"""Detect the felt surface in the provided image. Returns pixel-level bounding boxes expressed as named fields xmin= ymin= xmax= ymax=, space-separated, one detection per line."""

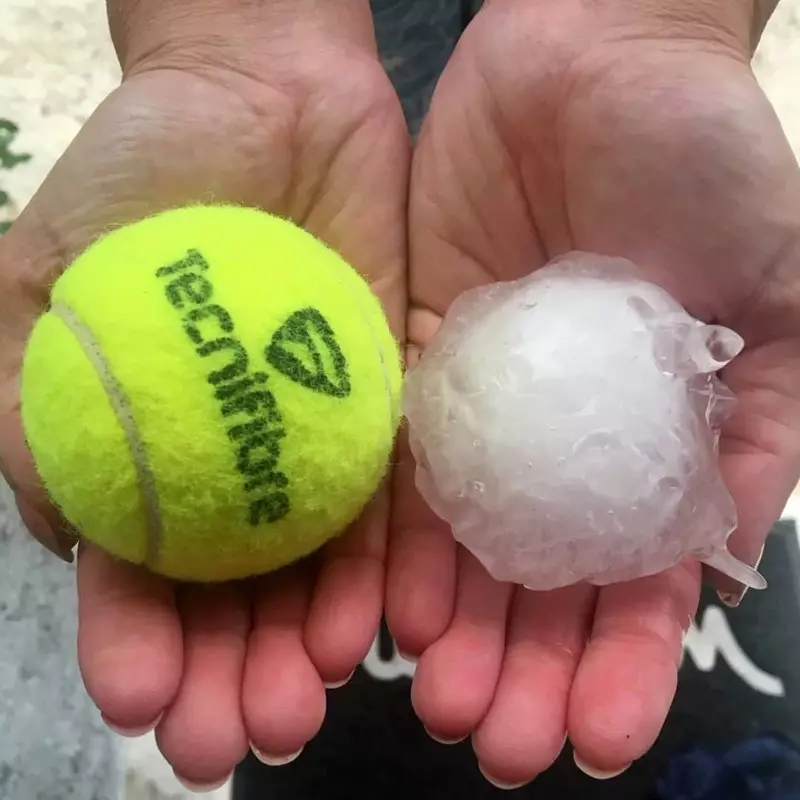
xmin=21 ymin=205 xmax=402 ymax=581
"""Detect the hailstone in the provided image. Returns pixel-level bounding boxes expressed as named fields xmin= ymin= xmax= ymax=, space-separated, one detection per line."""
xmin=403 ymin=252 xmax=766 ymax=592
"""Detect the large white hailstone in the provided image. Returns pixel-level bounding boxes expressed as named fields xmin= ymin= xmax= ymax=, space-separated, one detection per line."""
xmin=403 ymin=253 xmax=766 ymax=592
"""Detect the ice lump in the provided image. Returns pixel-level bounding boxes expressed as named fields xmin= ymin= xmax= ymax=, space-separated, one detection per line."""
xmin=403 ymin=252 xmax=766 ymax=592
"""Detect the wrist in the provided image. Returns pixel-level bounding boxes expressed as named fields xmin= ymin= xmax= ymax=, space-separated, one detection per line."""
xmin=752 ymin=0 xmax=781 ymax=45
xmin=514 ymin=0 xmax=769 ymax=57
xmin=606 ymin=0 xmax=755 ymax=53
xmin=611 ymin=0 xmax=781 ymax=54
xmin=108 ymin=0 xmax=377 ymax=76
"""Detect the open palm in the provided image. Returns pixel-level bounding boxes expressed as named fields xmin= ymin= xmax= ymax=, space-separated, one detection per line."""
xmin=0 ymin=16 xmax=409 ymax=788
xmin=388 ymin=2 xmax=800 ymax=787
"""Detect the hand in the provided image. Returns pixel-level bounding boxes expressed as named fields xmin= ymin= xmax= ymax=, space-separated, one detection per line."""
xmin=0 ymin=1 xmax=408 ymax=787
xmin=388 ymin=0 xmax=800 ymax=787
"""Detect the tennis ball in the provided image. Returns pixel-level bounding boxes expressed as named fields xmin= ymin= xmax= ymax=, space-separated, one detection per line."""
xmin=21 ymin=205 xmax=402 ymax=582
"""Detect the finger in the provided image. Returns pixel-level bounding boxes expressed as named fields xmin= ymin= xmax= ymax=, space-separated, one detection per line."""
xmin=568 ymin=560 xmax=701 ymax=774
xmin=0 ymin=222 xmax=78 ymax=561
xmin=713 ymin=340 xmax=800 ymax=602
xmin=243 ymin=564 xmax=326 ymax=763
xmin=473 ymin=584 xmax=595 ymax=788
xmin=156 ymin=583 xmax=250 ymax=788
xmin=15 ymin=495 xmax=78 ymax=563
xmin=77 ymin=544 xmax=182 ymax=731
xmin=711 ymin=447 xmax=777 ymax=604
xmin=411 ymin=549 xmax=513 ymax=743
xmin=386 ymin=431 xmax=457 ymax=657
xmin=305 ymin=488 xmax=389 ymax=686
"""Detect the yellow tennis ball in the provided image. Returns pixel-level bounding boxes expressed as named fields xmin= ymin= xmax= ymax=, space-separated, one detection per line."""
xmin=21 ymin=205 xmax=402 ymax=581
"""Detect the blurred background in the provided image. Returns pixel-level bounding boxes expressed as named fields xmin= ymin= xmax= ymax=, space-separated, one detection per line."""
xmin=1 ymin=1 xmax=799 ymax=798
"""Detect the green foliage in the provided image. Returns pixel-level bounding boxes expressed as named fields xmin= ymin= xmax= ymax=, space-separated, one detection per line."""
xmin=0 ymin=119 xmax=32 ymax=169
xmin=0 ymin=119 xmax=32 ymax=237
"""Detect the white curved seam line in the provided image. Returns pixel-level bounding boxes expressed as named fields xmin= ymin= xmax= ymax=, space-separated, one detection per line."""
xmin=51 ymin=302 xmax=163 ymax=568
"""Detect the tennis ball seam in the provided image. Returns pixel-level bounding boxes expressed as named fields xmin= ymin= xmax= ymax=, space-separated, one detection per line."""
xmin=49 ymin=277 xmax=394 ymax=570
xmin=49 ymin=279 xmax=393 ymax=571
xmin=50 ymin=300 xmax=163 ymax=567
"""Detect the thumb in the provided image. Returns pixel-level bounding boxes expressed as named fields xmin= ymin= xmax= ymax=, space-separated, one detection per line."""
xmin=0 ymin=212 xmax=79 ymax=562
xmin=714 ymin=262 xmax=800 ymax=605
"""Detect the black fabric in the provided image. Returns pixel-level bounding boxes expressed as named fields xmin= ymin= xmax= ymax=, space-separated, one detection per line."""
xmin=233 ymin=521 xmax=800 ymax=799
xmin=371 ymin=0 xmax=478 ymax=135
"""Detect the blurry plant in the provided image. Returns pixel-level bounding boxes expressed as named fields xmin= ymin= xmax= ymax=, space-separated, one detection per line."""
xmin=0 ymin=120 xmax=31 ymax=169
xmin=0 ymin=119 xmax=31 ymax=236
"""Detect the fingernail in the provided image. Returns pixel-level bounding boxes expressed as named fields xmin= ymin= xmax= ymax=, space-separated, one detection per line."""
xmin=478 ymin=762 xmax=530 ymax=790
xmin=425 ymin=727 xmax=467 ymax=745
xmin=250 ymin=744 xmax=303 ymax=766
xmin=62 ymin=522 xmax=80 ymax=550
xmin=718 ymin=541 xmax=766 ymax=608
xmin=58 ymin=532 xmax=79 ymax=563
xmin=755 ymin=540 xmax=766 ymax=568
xmin=573 ymin=751 xmax=631 ymax=780
xmin=175 ymin=772 xmax=232 ymax=792
xmin=398 ymin=650 xmax=418 ymax=664
xmin=717 ymin=590 xmax=742 ymax=608
xmin=103 ymin=712 xmax=163 ymax=738
xmin=324 ymin=669 xmax=355 ymax=689
xmin=20 ymin=505 xmax=75 ymax=563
